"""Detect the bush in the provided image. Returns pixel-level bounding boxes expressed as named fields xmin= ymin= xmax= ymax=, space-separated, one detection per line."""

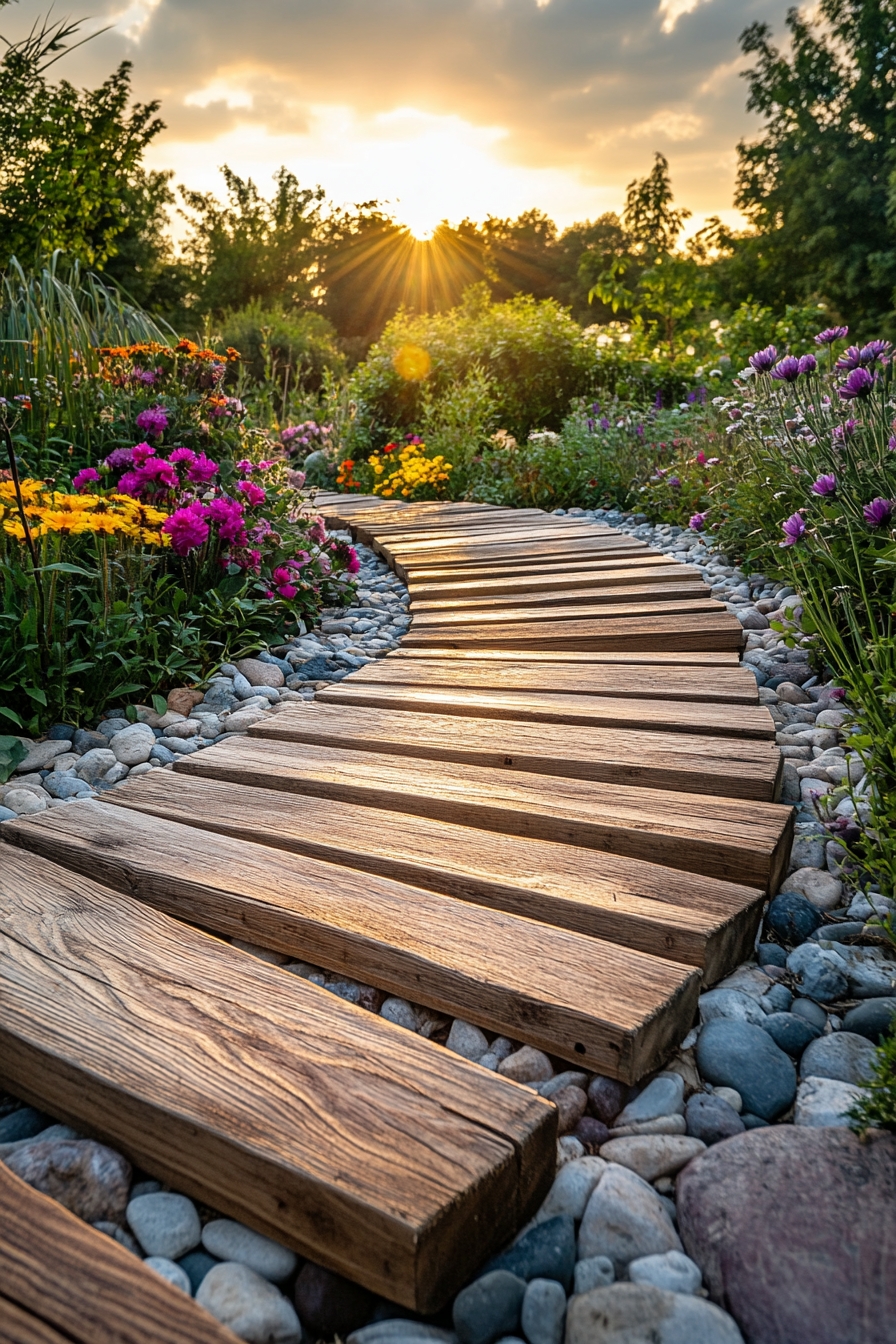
xmin=219 ymin=301 xmax=345 ymax=392
xmin=849 ymin=1018 xmax=896 ymax=1135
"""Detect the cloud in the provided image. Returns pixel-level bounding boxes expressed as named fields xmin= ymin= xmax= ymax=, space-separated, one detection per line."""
xmin=5 ymin=0 xmax=792 ymax=229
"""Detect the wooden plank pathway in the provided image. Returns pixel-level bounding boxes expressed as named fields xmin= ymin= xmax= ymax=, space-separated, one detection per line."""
xmin=0 ymin=491 xmax=793 ymax=1311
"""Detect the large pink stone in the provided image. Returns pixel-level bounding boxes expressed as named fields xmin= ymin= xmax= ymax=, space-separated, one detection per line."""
xmin=676 ymin=1126 xmax=896 ymax=1344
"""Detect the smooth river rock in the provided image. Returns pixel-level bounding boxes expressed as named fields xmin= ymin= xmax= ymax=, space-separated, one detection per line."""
xmin=799 ymin=1032 xmax=877 ymax=1085
xmin=597 ymin=1135 xmax=705 ymax=1182
xmin=126 ymin=1191 xmax=201 ymax=1259
xmin=564 ymin=1284 xmax=744 ymax=1344
xmin=6 ymin=1139 xmax=130 ymax=1222
xmin=677 ymin=1127 xmax=896 ymax=1344
xmin=197 ymin=1263 xmax=302 ymax=1343
xmin=695 ymin=1019 xmax=797 ymax=1121
xmin=201 ymin=1218 xmax=297 ymax=1282
xmin=577 ymin=1164 xmax=682 ymax=1276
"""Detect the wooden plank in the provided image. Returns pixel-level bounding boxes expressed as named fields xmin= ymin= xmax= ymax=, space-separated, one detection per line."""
xmin=104 ymin=772 xmax=766 ymax=980
xmin=381 ymin=522 xmax=625 ymax=553
xmin=389 ymin=648 xmax=742 ymax=666
xmin=3 ymin=809 xmax=699 ymax=1084
xmin=316 ymin=683 xmax=774 ymax=740
xmin=249 ymin=702 xmax=781 ymax=800
xmin=394 ymin=540 xmax=649 ymax=574
xmin=409 ymin=597 xmax=722 ymax=629
xmin=404 ymin=555 xmax=674 ymax=586
xmin=0 ymin=844 xmax=556 ymax=1311
xmin=408 ymin=563 xmax=703 ymax=602
xmin=411 ymin=580 xmax=710 ymax=614
xmin=177 ymin=737 xmax=793 ymax=892
xmin=345 ymin=657 xmax=760 ymax=704
xmin=0 ymin=1162 xmax=239 ymax=1344
xmin=400 ymin=612 xmax=744 ymax=653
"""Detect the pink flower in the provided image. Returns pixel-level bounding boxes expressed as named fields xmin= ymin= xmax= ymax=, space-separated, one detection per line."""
xmin=811 ymin=474 xmax=837 ymax=496
xmin=206 ymin=497 xmax=247 ymax=544
xmin=288 ymin=552 xmax=310 ymax=570
xmin=186 ymin=453 xmax=219 ymax=484
xmin=276 ymin=583 xmax=298 ymax=599
xmin=235 ymin=459 xmax=253 ymax=474
xmin=135 ymin=406 xmax=168 ymax=438
xmin=308 ymin=517 xmax=326 ymax=544
xmin=72 ymin=467 xmax=100 ymax=493
xmin=287 ymin=469 xmax=306 ymax=489
xmin=139 ymin=457 xmax=179 ymax=491
xmin=695 ymin=450 xmax=707 ymax=466
xmin=162 ymin=502 xmax=209 ymax=555
xmin=237 ymin=480 xmax=266 ymax=507
xmin=131 ymin=442 xmax=155 ymax=466
xmin=168 ymin=447 xmax=197 ymax=467
xmin=345 ymin=546 xmax=361 ymax=573
xmin=116 ymin=470 xmax=143 ymax=498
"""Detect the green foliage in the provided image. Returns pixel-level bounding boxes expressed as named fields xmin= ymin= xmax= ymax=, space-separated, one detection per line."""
xmin=0 ymin=10 xmax=168 ymax=273
xmin=219 ymin=302 xmax=345 ymax=395
xmin=0 ymin=734 xmax=26 ymax=781
xmin=725 ymin=0 xmax=896 ymax=329
xmin=349 ymin=286 xmax=597 ymax=442
xmin=849 ymin=1017 xmax=896 ymax=1134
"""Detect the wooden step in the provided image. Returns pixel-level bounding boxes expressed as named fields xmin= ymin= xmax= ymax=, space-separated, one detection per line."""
xmin=411 ymin=580 xmax=710 ymax=614
xmin=248 ymin=702 xmax=780 ymax=800
xmin=408 ymin=564 xmax=703 ymax=603
xmin=409 ymin=597 xmax=723 ymax=629
xmin=175 ymin=737 xmax=792 ymax=891
xmin=4 ymin=808 xmax=699 ymax=1083
xmin=389 ymin=648 xmax=742 ymax=666
xmin=104 ymin=771 xmax=766 ymax=979
xmin=0 ymin=1162 xmax=238 ymax=1344
xmin=0 ymin=844 xmax=555 ymax=1311
xmin=394 ymin=544 xmax=652 ymax=581
xmin=405 ymin=555 xmax=674 ymax=587
xmin=379 ymin=524 xmax=619 ymax=558
xmin=346 ymin=656 xmax=759 ymax=704
xmin=316 ymin=684 xmax=775 ymax=739
xmin=400 ymin=611 xmax=744 ymax=652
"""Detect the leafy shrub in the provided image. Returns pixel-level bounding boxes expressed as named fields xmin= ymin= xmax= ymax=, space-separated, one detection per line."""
xmin=219 ymin=301 xmax=345 ymax=391
xmin=849 ymin=1017 xmax=896 ymax=1134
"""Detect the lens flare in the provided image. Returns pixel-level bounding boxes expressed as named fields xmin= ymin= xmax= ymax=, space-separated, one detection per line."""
xmin=392 ymin=343 xmax=432 ymax=381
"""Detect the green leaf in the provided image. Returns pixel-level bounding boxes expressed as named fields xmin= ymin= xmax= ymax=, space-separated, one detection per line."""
xmin=109 ymin=682 xmax=145 ymax=699
xmin=0 ymin=707 xmax=24 ymax=729
xmin=152 ymin=694 xmax=168 ymax=716
xmin=0 ymin=735 xmax=27 ymax=784
xmin=23 ymin=687 xmax=47 ymax=706
xmin=35 ymin=562 xmax=96 ymax=578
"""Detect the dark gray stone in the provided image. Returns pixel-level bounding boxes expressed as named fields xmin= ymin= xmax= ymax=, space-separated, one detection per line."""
xmin=762 ymin=1012 xmax=822 ymax=1057
xmin=453 ymin=1272 xmax=527 ymax=1344
xmin=178 ymin=1251 xmax=220 ymax=1293
xmin=695 ymin=1020 xmax=797 ymax=1121
xmin=72 ymin=728 xmax=108 ymax=754
xmin=47 ymin=723 xmax=77 ymax=740
xmin=757 ymin=944 xmax=787 ymax=968
xmin=587 ymin=1074 xmax=628 ymax=1126
xmin=294 ymin=1262 xmax=376 ymax=1338
xmin=762 ymin=984 xmax=793 ymax=1013
xmin=290 ymin=655 xmax=334 ymax=681
xmin=799 ymin=1032 xmax=877 ymax=1085
xmin=809 ymin=922 xmax=866 ymax=943
xmin=791 ymin=998 xmax=827 ymax=1030
xmin=149 ymin=744 xmax=176 ymax=765
xmin=787 ymin=944 xmax=849 ymax=1003
xmin=741 ymin=1114 xmax=770 ymax=1129
xmin=685 ymin=1094 xmax=745 ymax=1145
xmin=0 ymin=1105 xmax=52 ymax=1143
xmin=843 ymin=998 xmax=896 ymax=1044
xmin=484 ymin=1217 xmax=575 ymax=1292
xmin=766 ymin=893 xmax=823 ymax=945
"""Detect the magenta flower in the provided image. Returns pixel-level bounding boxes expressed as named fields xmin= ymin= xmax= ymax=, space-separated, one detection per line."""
xmin=815 ymin=327 xmax=848 ymax=346
xmin=889 ymin=436 xmax=896 ymax=452
xmin=345 ymin=546 xmax=361 ymax=573
xmin=695 ymin=450 xmax=707 ymax=465
xmin=72 ymin=467 xmax=101 ymax=494
xmin=162 ymin=502 xmax=209 ymax=556
xmin=288 ymin=552 xmax=310 ymax=570
xmin=749 ymin=345 xmax=777 ymax=373
xmin=168 ymin=447 xmax=197 ymax=467
xmin=780 ymin=512 xmax=807 ymax=547
xmin=235 ymin=459 xmax=253 ymax=474
xmin=860 ymin=340 xmax=891 ymax=364
xmin=771 ymin=355 xmax=801 ymax=382
xmin=237 ymin=480 xmax=266 ymax=507
xmin=689 ymin=511 xmax=709 ymax=531
xmin=308 ymin=518 xmax=326 ymax=545
xmin=131 ymin=442 xmax=155 ymax=466
xmin=811 ymin=474 xmax=837 ymax=496
xmin=135 ymin=406 xmax=169 ymax=438
xmin=833 ymin=420 xmax=859 ymax=441
xmin=186 ymin=453 xmax=219 ymax=484
xmin=206 ymin=497 xmax=247 ymax=544
xmin=863 ymin=498 xmax=894 ymax=528
xmin=115 ymin=471 xmax=143 ymax=498
xmin=798 ymin=354 xmax=817 ymax=374
xmin=140 ymin=457 xmax=179 ymax=491
xmin=838 ymin=367 xmax=875 ymax=400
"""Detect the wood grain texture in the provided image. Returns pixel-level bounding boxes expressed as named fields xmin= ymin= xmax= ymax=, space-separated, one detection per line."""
xmin=0 ymin=1162 xmax=239 ymax=1344
xmin=400 ymin=611 xmax=744 ymax=652
xmin=388 ymin=648 xmax=741 ymax=666
xmin=315 ymin=683 xmax=775 ymax=740
xmin=3 ymin=808 xmax=698 ymax=1083
xmin=409 ymin=598 xmax=724 ymax=629
xmin=0 ymin=844 xmax=556 ymax=1311
xmin=176 ymin=736 xmax=792 ymax=892
xmin=104 ymin=771 xmax=766 ymax=980
xmin=248 ymin=702 xmax=780 ymax=800
xmin=404 ymin=555 xmax=675 ymax=587
xmin=411 ymin=581 xmax=710 ymax=615
xmin=345 ymin=656 xmax=760 ymax=704
xmin=408 ymin=567 xmax=704 ymax=604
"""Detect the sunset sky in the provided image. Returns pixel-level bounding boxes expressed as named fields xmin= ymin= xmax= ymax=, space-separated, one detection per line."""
xmin=9 ymin=0 xmax=792 ymax=239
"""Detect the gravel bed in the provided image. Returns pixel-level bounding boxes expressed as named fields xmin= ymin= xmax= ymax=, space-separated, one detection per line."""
xmin=2 ymin=514 xmax=894 ymax=1343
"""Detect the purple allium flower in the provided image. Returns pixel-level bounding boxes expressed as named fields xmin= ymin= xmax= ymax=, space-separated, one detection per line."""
xmin=689 ymin=511 xmax=709 ymax=531
xmin=103 ymin=446 xmax=135 ymax=472
xmin=859 ymin=340 xmax=891 ymax=364
xmin=815 ymin=326 xmax=848 ymax=346
xmin=749 ymin=344 xmax=778 ymax=373
xmin=798 ymin=354 xmax=817 ymax=374
xmin=863 ymin=497 xmax=894 ymax=528
xmin=72 ymin=467 xmax=100 ymax=493
xmin=833 ymin=419 xmax=860 ymax=441
xmin=780 ymin=512 xmax=807 ymax=547
xmin=811 ymin=474 xmax=837 ymax=496
xmin=162 ymin=501 xmax=209 ymax=556
xmin=838 ymin=367 xmax=875 ymax=400
xmin=771 ymin=355 xmax=801 ymax=382
xmin=135 ymin=405 xmax=169 ymax=438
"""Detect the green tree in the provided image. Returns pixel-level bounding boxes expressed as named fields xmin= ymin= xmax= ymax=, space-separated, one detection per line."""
xmin=728 ymin=0 xmax=896 ymax=329
xmin=0 ymin=7 xmax=169 ymax=274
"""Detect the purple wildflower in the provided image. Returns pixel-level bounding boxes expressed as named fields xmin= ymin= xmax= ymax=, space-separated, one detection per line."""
xmin=815 ymin=327 xmax=848 ymax=346
xmin=888 ymin=436 xmax=896 ymax=452
xmin=859 ymin=340 xmax=891 ymax=365
xmin=135 ymin=405 xmax=169 ymax=438
xmin=668 ymin=476 xmax=681 ymax=489
xmin=771 ymin=355 xmax=801 ymax=382
xmin=835 ymin=346 xmax=864 ymax=371
xmin=780 ymin=512 xmax=807 ymax=547
xmin=838 ymin=367 xmax=875 ymax=400
xmin=863 ymin=498 xmax=894 ymax=528
xmin=798 ymin=354 xmax=817 ymax=374
xmin=689 ymin=511 xmax=709 ymax=531
xmin=833 ymin=420 xmax=860 ymax=441
xmin=599 ymin=417 xmax=611 ymax=430
xmin=103 ymin=447 xmax=135 ymax=472
xmin=72 ymin=467 xmax=100 ymax=494
xmin=749 ymin=345 xmax=778 ymax=373
xmin=811 ymin=474 xmax=837 ymax=497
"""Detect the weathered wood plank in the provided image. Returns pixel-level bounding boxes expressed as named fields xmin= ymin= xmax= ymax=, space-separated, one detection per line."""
xmin=0 ymin=844 xmax=556 ymax=1310
xmin=400 ymin=611 xmax=744 ymax=652
xmin=404 ymin=555 xmax=674 ymax=587
xmin=0 ymin=1162 xmax=239 ymax=1344
xmin=389 ymin=648 xmax=742 ymax=666
xmin=176 ymin=737 xmax=792 ymax=892
xmin=411 ymin=580 xmax=710 ymax=614
xmin=104 ymin=771 xmax=766 ymax=980
xmin=3 ymin=810 xmax=699 ymax=1084
xmin=249 ymin=702 xmax=780 ymax=799
xmin=316 ymin=683 xmax=775 ymax=739
xmin=346 ymin=656 xmax=759 ymax=704
xmin=408 ymin=564 xmax=702 ymax=603
xmin=410 ymin=597 xmax=723 ymax=629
